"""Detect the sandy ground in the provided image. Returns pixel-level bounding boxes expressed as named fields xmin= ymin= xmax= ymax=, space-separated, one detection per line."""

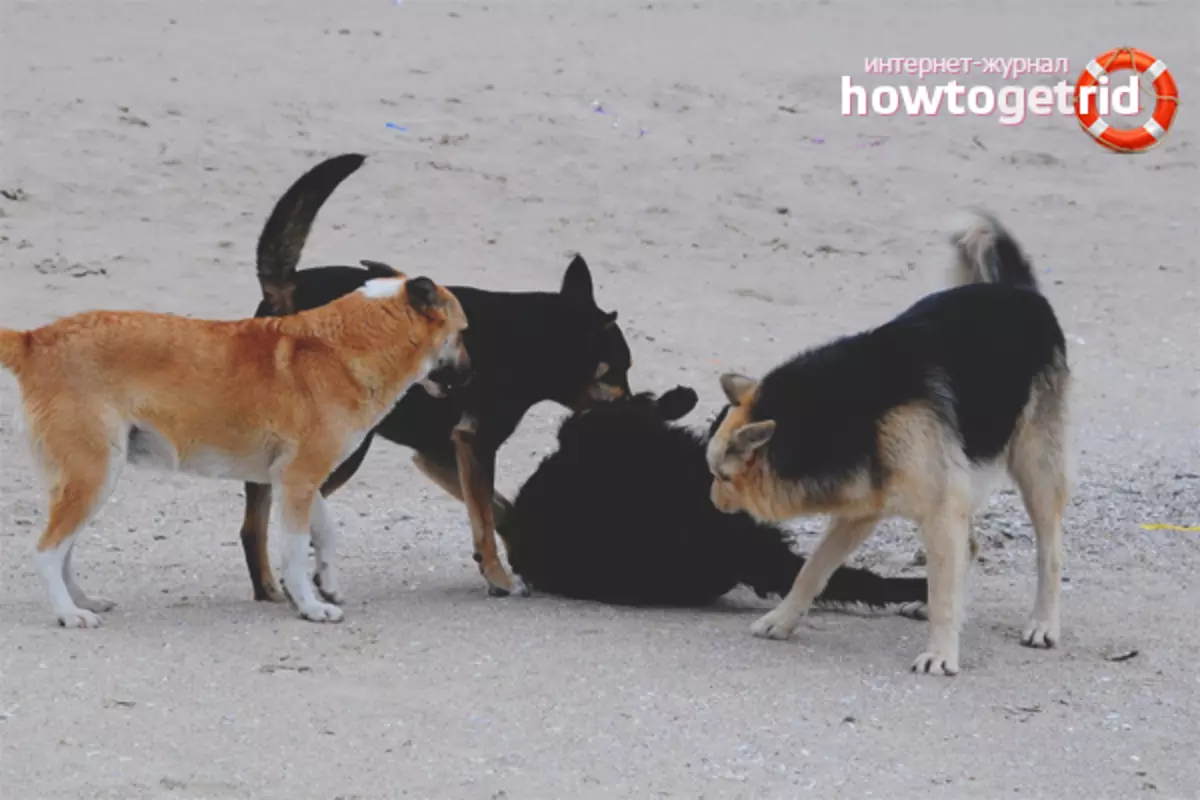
xmin=2 ymin=1 xmax=1199 ymax=797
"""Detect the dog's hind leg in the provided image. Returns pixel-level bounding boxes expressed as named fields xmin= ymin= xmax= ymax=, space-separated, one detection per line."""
xmin=751 ymin=513 xmax=881 ymax=640
xmin=63 ymin=538 xmax=116 ymax=614
xmin=240 ymin=483 xmax=284 ymax=602
xmin=1009 ymin=398 xmax=1068 ymax=649
xmin=31 ymin=410 xmax=125 ymax=628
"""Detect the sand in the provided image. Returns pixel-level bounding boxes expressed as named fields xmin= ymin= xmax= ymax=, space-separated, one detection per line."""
xmin=2 ymin=1 xmax=1198 ymax=797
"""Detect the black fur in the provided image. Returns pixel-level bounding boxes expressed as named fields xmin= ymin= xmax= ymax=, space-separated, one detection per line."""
xmin=742 ymin=250 xmax=1065 ymax=488
xmin=499 ymin=387 xmax=928 ymax=608
xmin=239 ymin=154 xmax=632 ymax=599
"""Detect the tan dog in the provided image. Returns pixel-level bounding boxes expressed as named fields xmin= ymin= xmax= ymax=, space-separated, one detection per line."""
xmin=0 ymin=274 xmax=469 ymax=628
xmin=707 ymin=211 xmax=1069 ymax=675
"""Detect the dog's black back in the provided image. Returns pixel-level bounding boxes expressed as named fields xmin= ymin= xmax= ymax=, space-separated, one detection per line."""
xmin=500 ymin=387 xmax=928 ymax=608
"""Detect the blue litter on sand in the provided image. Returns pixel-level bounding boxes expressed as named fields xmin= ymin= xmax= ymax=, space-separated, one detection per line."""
xmin=385 ymin=122 xmax=408 ymax=132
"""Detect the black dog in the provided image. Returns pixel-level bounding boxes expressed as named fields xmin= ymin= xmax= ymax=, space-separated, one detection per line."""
xmin=498 ymin=386 xmax=929 ymax=610
xmin=238 ymin=153 xmax=632 ymax=600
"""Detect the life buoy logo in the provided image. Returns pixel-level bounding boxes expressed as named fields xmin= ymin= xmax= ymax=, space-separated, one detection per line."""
xmin=1074 ymin=48 xmax=1179 ymax=153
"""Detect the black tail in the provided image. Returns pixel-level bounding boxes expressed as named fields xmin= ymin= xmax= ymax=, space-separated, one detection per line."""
xmin=949 ymin=209 xmax=1039 ymax=292
xmin=815 ymin=564 xmax=927 ymax=610
xmin=736 ymin=522 xmax=927 ymax=610
xmin=256 ymin=153 xmax=366 ymax=314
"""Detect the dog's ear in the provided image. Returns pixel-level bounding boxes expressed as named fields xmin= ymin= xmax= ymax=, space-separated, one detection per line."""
xmin=360 ymin=259 xmax=405 ymax=279
xmin=561 ymin=254 xmax=595 ymax=306
xmin=719 ymin=373 xmax=758 ymax=406
xmin=405 ymin=276 xmax=440 ymax=314
xmin=655 ymin=386 xmax=698 ymax=422
xmin=730 ymin=420 xmax=775 ymax=456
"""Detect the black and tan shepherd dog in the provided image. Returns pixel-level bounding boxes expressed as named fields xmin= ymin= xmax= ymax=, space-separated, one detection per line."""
xmin=237 ymin=153 xmax=632 ymax=601
xmin=498 ymin=385 xmax=928 ymax=612
xmin=707 ymin=211 xmax=1069 ymax=676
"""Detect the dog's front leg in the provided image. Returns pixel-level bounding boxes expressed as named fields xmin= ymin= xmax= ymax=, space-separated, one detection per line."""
xmin=911 ymin=501 xmax=972 ymax=676
xmin=752 ymin=513 xmax=880 ymax=640
xmin=451 ymin=417 xmax=527 ymax=597
xmin=411 ymin=449 xmax=515 ymax=526
xmin=275 ymin=473 xmax=344 ymax=623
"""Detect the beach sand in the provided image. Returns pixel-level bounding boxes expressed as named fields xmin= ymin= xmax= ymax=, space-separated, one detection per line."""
xmin=1 ymin=1 xmax=1198 ymax=797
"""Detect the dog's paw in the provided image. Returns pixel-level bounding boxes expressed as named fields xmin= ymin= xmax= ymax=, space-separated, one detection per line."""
xmin=77 ymin=596 xmax=116 ymax=613
xmin=486 ymin=574 xmax=530 ymax=598
xmin=751 ymin=608 xmax=799 ymax=640
xmin=897 ymin=602 xmax=928 ymax=621
xmin=257 ymin=583 xmax=288 ymax=604
xmin=298 ymin=602 xmax=344 ymax=624
xmin=1020 ymin=618 xmax=1059 ymax=648
xmin=911 ymin=651 xmax=959 ymax=676
xmin=313 ymin=572 xmax=345 ymax=605
xmin=58 ymin=609 xmax=103 ymax=629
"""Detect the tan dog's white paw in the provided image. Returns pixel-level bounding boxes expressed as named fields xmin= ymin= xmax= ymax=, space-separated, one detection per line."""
xmin=314 ymin=572 xmax=344 ymax=605
xmin=911 ymin=651 xmax=959 ymax=676
xmin=78 ymin=597 xmax=116 ymax=613
xmin=298 ymin=602 xmax=344 ymax=623
xmin=58 ymin=609 xmax=102 ymax=629
xmin=1020 ymin=618 xmax=1059 ymax=648
xmin=751 ymin=608 xmax=800 ymax=640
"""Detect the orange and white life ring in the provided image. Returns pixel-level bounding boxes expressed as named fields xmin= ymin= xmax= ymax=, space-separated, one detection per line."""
xmin=1074 ymin=48 xmax=1179 ymax=154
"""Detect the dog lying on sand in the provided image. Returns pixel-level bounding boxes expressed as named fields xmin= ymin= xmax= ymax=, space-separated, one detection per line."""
xmin=0 ymin=272 xmax=469 ymax=627
xmin=498 ymin=385 xmax=928 ymax=611
xmin=707 ymin=210 xmax=1070 ymax=675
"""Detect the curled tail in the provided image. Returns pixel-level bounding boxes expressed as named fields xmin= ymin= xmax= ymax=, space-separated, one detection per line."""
xmin=256 ymin=153 xmax=367 ymax=314
xmin=949 ymin=209 xmax=1039 ymax=291
xmin=0 ymin=328 xmax=28 ymax=375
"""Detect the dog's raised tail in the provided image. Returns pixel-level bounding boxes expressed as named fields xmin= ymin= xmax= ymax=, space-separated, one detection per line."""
xmin=256 ymin=153 xmax=367 ymax=314
xmin=0 ymin=328 xmax=28 ymax=375
xmin=949 ymin=209 xmax=1039 ymax=291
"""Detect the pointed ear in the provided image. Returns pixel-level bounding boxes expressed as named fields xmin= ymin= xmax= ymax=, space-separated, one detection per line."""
xmin=731 ymin=420 xmax=775 ymax=455
xmin=719 ymin=373 xmax=758 ymax=406
xmin=655 ymin=386 xmax=698 ymax=422
xmin=561 ymin=254 xmax=595 ymax=305
xmin=405 ymin=276 xmax=439 ymax=314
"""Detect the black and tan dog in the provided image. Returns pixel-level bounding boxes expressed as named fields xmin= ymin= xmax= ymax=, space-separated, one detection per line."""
xmin=238 ymin=154 xmax=632 ymax=600
xmin=499 ymin=385 xmax=928 ymax=611
xmin=707 ymin=211 xmax=1069 ymax=675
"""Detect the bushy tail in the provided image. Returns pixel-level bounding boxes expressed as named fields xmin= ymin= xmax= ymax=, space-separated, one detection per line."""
xmin=736 ymin=521 xmax=927 ymax=610
xmin=0 ymin=328 xmax=28 ymax=375
xmin=816 ymin=564 xmax=927 ymax=611
xmin=949 ymin=209 xmax=1039 ymax=291
xmin=256 ymin=153 xmax=367 ymax=314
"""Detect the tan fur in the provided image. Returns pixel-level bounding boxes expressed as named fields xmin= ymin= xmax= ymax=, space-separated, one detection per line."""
xmin=707 ymin=370 xmax=1069 ymax=676
xmin=0 ymin=276 xmax=469 ymax=628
